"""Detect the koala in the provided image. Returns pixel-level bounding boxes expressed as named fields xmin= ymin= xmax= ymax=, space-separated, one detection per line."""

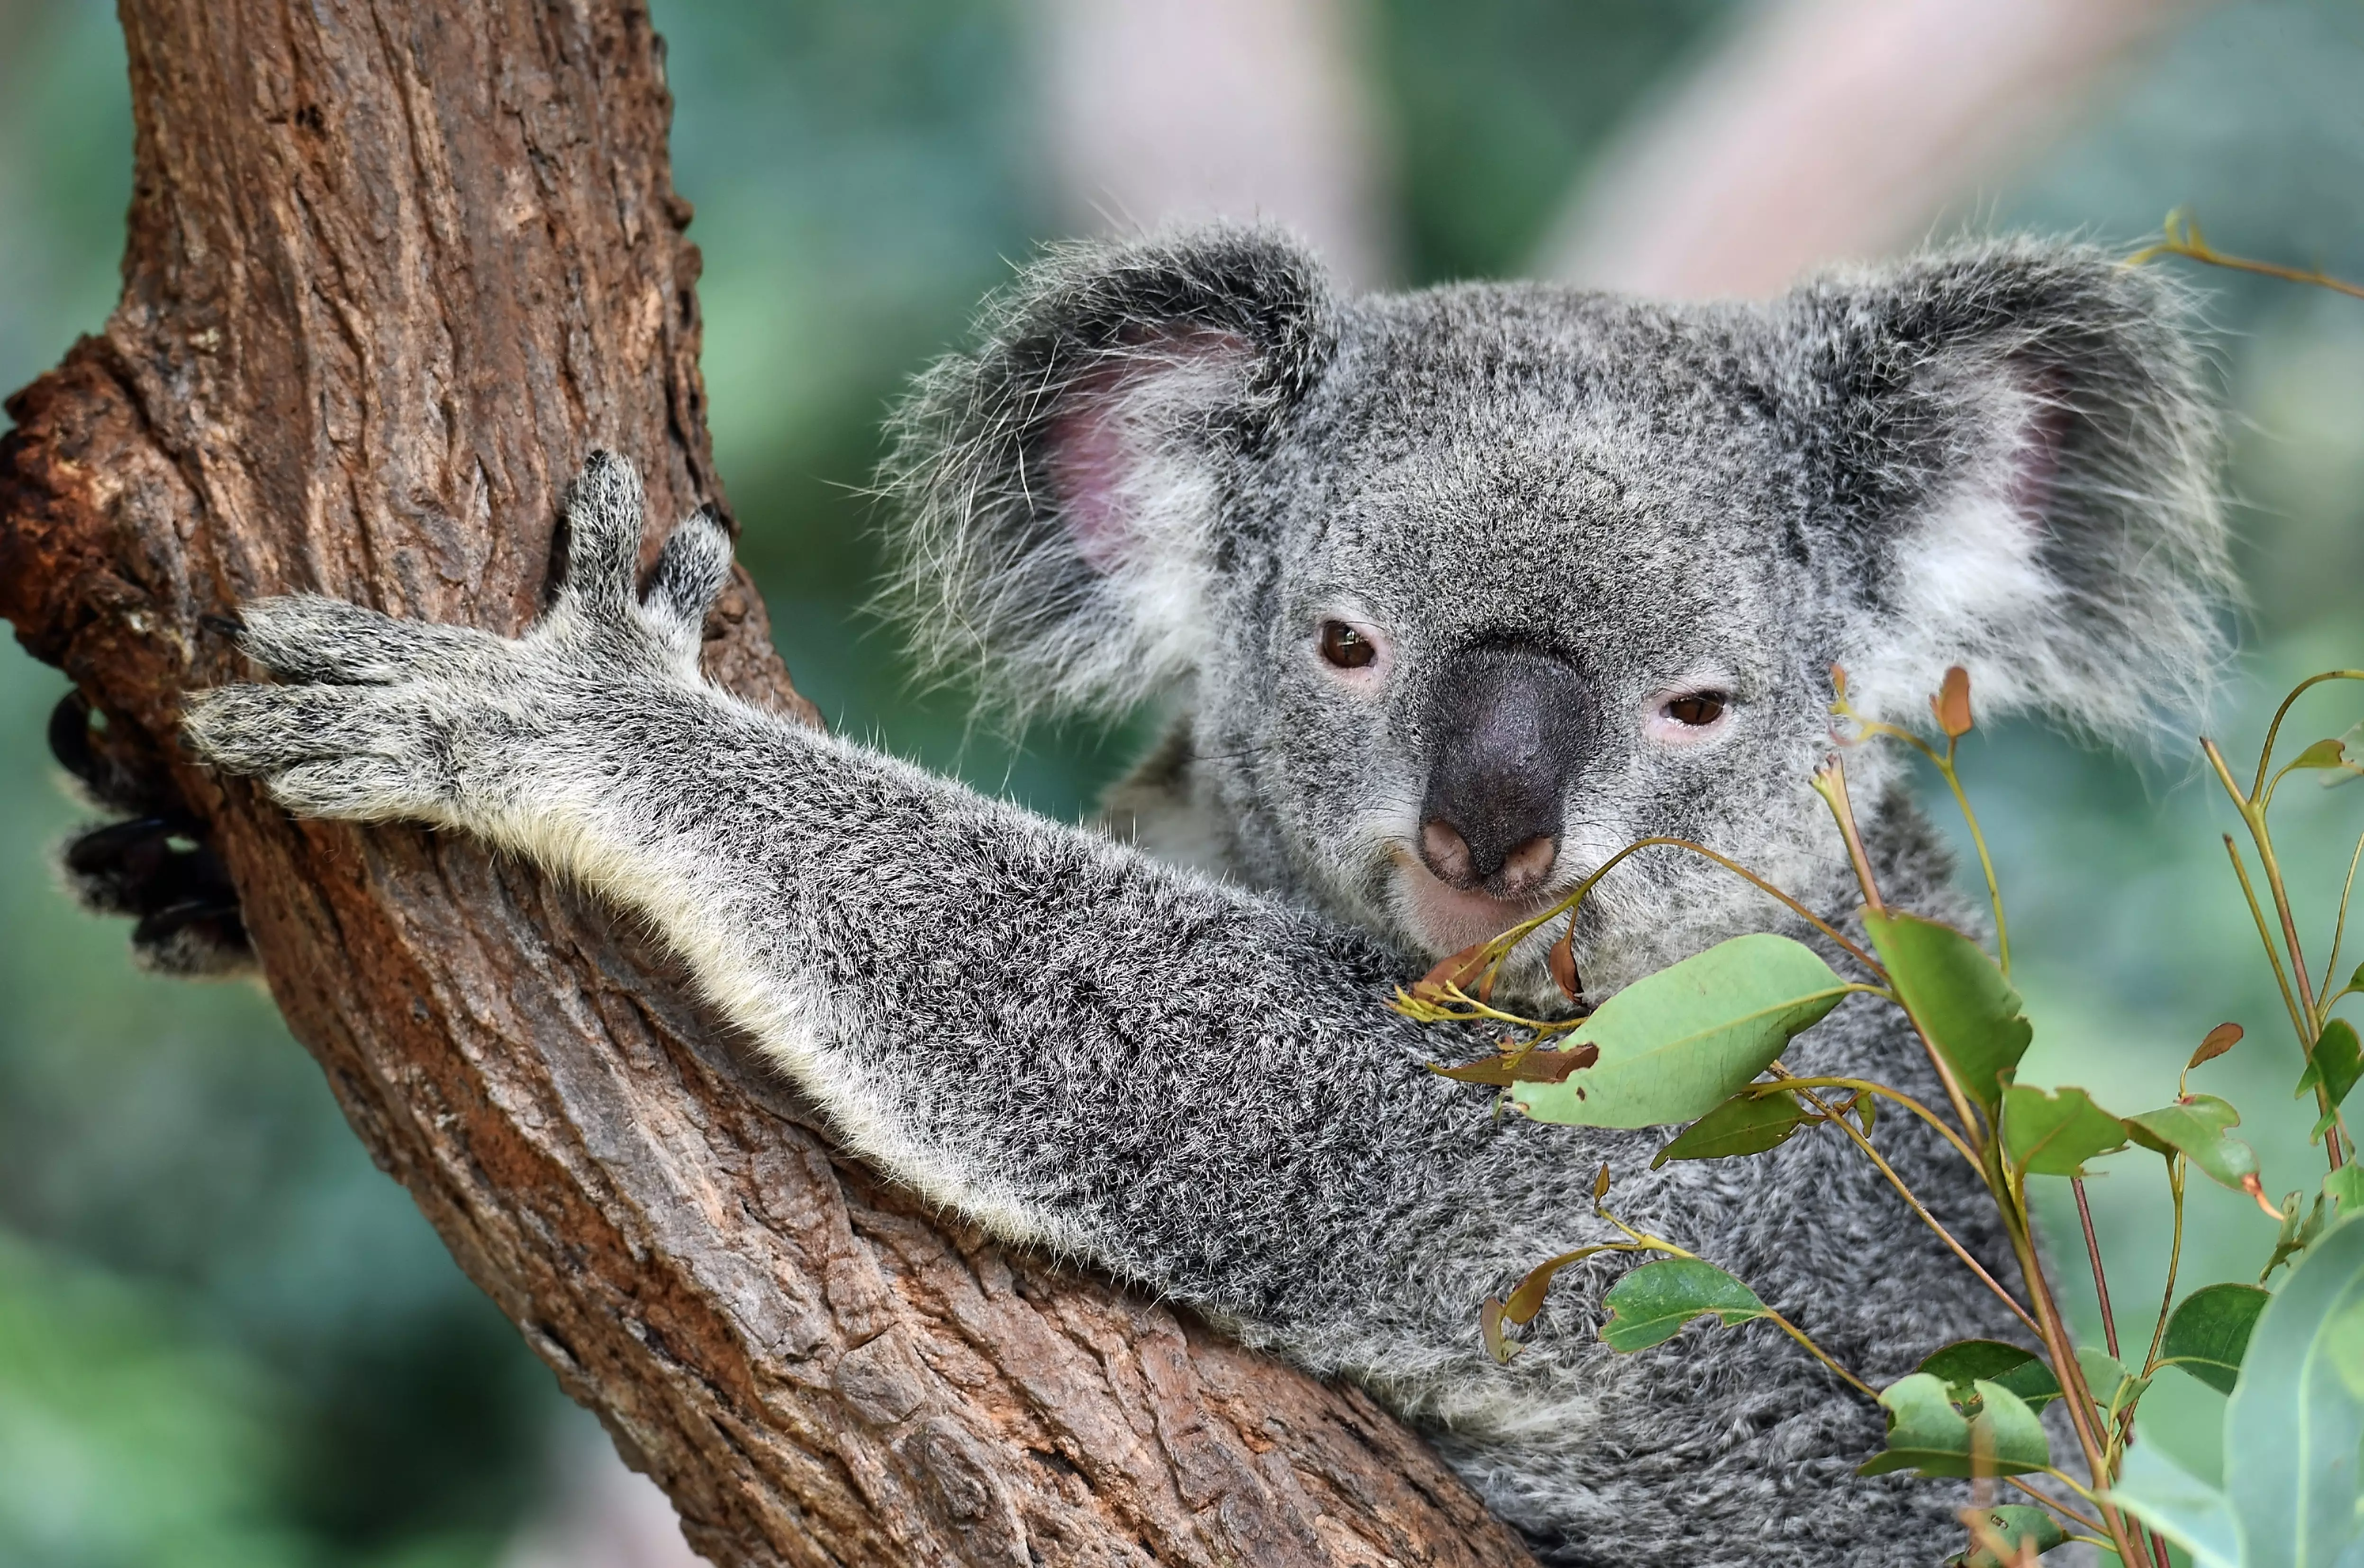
xmin=179 ymin=229 xmax=2227 ymax=1566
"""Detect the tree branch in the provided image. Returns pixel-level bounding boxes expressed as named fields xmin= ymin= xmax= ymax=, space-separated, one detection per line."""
xmin=0 ymin=2 xmax=1530 ymax=1563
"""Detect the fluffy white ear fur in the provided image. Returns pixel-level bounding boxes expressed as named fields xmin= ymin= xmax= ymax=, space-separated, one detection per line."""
xmin=1839 ymin=373 xmax=2074 ymax=731
xmin=1811 ymin=249 xmax=2230 ymax=749
xmin=1034 ymin=331 xmax=1259 ymax=714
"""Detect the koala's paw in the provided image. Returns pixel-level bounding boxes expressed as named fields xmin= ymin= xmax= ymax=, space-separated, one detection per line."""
xmin=50 ymin=690 xmax=255 ymax=976
xmin=186 ymin=451 xmax=734 ymax=832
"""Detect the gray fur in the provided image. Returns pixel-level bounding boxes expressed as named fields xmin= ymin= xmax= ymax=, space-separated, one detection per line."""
xmin=185 ymin=229 xmax=2228 ymax=1566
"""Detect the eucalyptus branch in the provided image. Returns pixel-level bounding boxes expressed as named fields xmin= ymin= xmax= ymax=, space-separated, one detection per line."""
xmin=1757 ymin=1074 xmax=1980 ymax=1169
xmin=2221 ymin=832 xmax=2313 ymax=1052
xmin=2072 ymin=1178 xmax=2120 ymax=1360
xmin=1758 ymin=1307 xmax=1882 ymax=1400
xmin=1811 ymin=759 xmax=1986 ymax=1148
xmin=1483 ymin=835 xmax=1888 ymax=984
xmin=2241 ymin=669 xmax=2364 ymax=802
xmin=2003 ymin=1477 xmax=2102 ymax=1535
xmin=2139 ymin=1157 xmax=2187 ymax=1382
xmin=2129 ymin=211 xmax=2364 ymax=303
xmin=1781 ymin=1078 xmax=2041 ymax=1336
xmin=1830 ymin=679 xmax=2011 ymax=976
xmin=2321 ymin=829 xmax=2364 ymax=1012
xmin=1997 ymin=1201 xmax=2150 ymax=1568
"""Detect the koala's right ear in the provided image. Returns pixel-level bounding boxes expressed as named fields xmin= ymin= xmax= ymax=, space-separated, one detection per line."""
xmin=879 ymin=227 xmax=1336 ymax=718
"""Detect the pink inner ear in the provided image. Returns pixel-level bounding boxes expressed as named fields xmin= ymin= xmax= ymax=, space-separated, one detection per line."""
xmin=1049 ymin=384 xmax=1136 ymax=573
xmin=1044 ymin=328 xmax=1253 ymax=574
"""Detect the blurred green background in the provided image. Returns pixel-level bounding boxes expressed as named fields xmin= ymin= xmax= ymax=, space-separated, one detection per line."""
xmin=2 ymin=0 xmax=2362 ymax=1561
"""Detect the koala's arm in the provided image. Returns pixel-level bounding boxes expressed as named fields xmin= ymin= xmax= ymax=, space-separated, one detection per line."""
xmin=184 ymin=456 xmax=1552 ymax=1333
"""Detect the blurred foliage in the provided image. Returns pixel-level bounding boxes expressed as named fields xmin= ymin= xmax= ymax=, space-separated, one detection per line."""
xmin=1 ymin=0 xmax=2362 ymax=1558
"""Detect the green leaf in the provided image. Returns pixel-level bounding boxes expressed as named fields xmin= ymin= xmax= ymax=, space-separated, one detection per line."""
xmin=2122 ymin=1096 xmax=2261 ymax=1192
xmin=2075 ymin=1346 xmax=2150 ymax=1425
xmin=2157 ymin=1282 xmax=2271 ymax=1396
xmin=2296 ymin=1017 xmax=2364 ymax=1111
xmin=1597 ymin=1259 xmax=1767 ymax=1352
xmin=2223 ymin=1207 xmax=2364 ymax=1567
xmin=1915 ymin=1340 xmax=2062 ymax=1412
xmin=2264 ymin=1191 xmax=2333 ymax=1284
xmin=1857 ymin=1374 xmax=2050 ymax=1478
xmin=1650 ymin=1088 xmax=1814 ymax=1167
xmin=2291 ymin=737 xmax=2352 ymax=770
xmin=1510 ymin=935 xmax=1850 ymax=1129
xmin=2326 ymin=1164 xmax=2364 ymax=1218
xmin=2107 ymin=1438 xmax=2241 ymax=1568
xmin=1958 ymin=1505 xmax=2068 ymax=1567
xmin=2001 ymin=1084 xmax=2127 ymax=1176
xmin=1862 ymin=910 xmax=2030 ymax=1110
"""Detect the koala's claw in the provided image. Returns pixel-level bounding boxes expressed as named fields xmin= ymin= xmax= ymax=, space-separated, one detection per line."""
xmin=186 ymin=453 xmax=733 ymax=830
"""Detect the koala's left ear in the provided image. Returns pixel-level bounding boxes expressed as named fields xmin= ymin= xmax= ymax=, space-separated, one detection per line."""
xmin=1771 ymin=240 xmax=2232 ymax=740
xmin=879 ymin=227 xmax=1336 ymax=719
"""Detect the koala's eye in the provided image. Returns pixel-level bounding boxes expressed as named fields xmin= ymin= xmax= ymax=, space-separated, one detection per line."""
xmin=1662 ymin=691 xmax=1728 ymax=727
xmin=1319 ymin=621 xmax=1377 ymax=670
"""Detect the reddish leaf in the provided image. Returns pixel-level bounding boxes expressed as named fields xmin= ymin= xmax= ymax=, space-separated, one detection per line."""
xmin=1548 ymin=923 xmax=1583 ymax=1001
xmin=1932 ymin=666 xmax=1974 ymax=739
xmin=2190 ymin=1021 xmax=2243 ymax=1071
xmin=1411 ymin=941 xmax=1490 ymax=1004
xmin=1429 ymin=1044 xmax=1599 ymax=1087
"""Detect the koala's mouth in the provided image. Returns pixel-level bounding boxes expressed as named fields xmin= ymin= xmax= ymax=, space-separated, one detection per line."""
xmin=1389 ymin=848 xmax=1562 ymax=959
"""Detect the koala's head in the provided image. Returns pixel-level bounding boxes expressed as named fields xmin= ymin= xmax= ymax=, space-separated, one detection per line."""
xmin=882 ymin=229 xmax=2228 ymax=993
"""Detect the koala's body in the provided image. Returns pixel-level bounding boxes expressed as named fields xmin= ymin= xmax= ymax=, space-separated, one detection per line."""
xmin=179 ymin=230 xmax=2227 ymax=1566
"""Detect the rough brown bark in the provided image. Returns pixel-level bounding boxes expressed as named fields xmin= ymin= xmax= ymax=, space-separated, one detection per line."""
xmin=0 ymin=4 xmax=1533 ymax=1565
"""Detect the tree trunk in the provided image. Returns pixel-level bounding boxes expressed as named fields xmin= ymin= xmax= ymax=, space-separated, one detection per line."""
xmin=0 ymin=3 xmax=1532 ymax=1564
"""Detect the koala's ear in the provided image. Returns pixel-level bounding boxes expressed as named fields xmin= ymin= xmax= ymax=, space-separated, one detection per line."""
xmin=879 ymin=227 xmax=1335 ymax=718
xmin=1772 ymin=240 xmax=2232 ymax=741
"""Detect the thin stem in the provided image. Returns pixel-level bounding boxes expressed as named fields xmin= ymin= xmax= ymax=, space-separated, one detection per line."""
xmin=2072 ymin=1178 xmax=2119 ymax=1359
xmin=1500 ymin=835 xmax=1888 ymax=980
xmin=2129 ymin=222 xmax=2364 ymax=300
xmin=2242 ymin=671 xmax=2364 ymax=800
xmin=2222 ymin=833 xmax=2313 ymax=1051
xmin=1813 ymin=760 xmax=1985 ymax=1147
xmin=2004 ymin=1476 xmax=2103 ymax=1535
xmin=2321 ymin=829 xmax=2364 ymax=1009
xmin=1764 ymin=1074 xmax=1981 ymax=1169
xmin=2141 ymin=1160 xmax=2187 ymax=1380
xmin=1759 ymin=1308 xmax=1880 ymax=1400
xmin=2001 ymin=1203 xmax=2148 ymax=1567
xmin=1936 ymin=750 xmax=2011 ymax=979
xmin=1813 ymin=762 xmax=1886 ymax=918
xmin=1783 ymin=1079 xmax=2040 ymax=1335
xmin=2040 ymin=1468 xmax=2101 ymax=1505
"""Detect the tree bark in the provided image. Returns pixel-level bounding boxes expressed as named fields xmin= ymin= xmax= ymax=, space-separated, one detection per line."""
xmin=0 ymin=3 xmax=1532 ymax=1565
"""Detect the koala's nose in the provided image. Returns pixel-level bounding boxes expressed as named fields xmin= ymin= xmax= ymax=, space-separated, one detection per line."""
xmin=1417 ymin=644 xmax=1594 ymax=898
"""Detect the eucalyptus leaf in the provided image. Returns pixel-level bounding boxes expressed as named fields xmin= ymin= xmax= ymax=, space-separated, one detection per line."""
xmin=2001 ymin=1084 xmax=2127 ymax=1177
xmin=1857 ymin=1373 xmax=2050 ymax=1478
xmin=1650 ymin=1088 xmax=1814 ymax=1168
xmin=1862 ymin=911 xmax=2029 ymax=1109
xmin=2123 ymin=1096 xmax=2261 ymax=1193
xmin=1958 ymin=1505 xmax=2068 ymax=1567
xmin=2157 ymin=1282 xmax=2270 ymax=1396
xmin=2075 ymin=1346 xmax=2148 ymax=1424
xmin=1917 ymin=1339 xmax=2062 ymax=1412
xmin=2107 ymin=1438 xmax=2241 ymax=1568
xmin=2296 ymin=1018 xmax=2364 ymax=1111
xmin=2326 ymin=1164 xmax=2364 ymax=1218
xmin=1597 ymin=1259 xmax=1767 ymax=1353
xmin=2264 ymin=1192 xmax=2332 ymax=1284
xmin=2223 ymin=1207 xmax=2364 ymax=1567
xmin=1510 ymin=935 xmax=1850 ymax=1129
